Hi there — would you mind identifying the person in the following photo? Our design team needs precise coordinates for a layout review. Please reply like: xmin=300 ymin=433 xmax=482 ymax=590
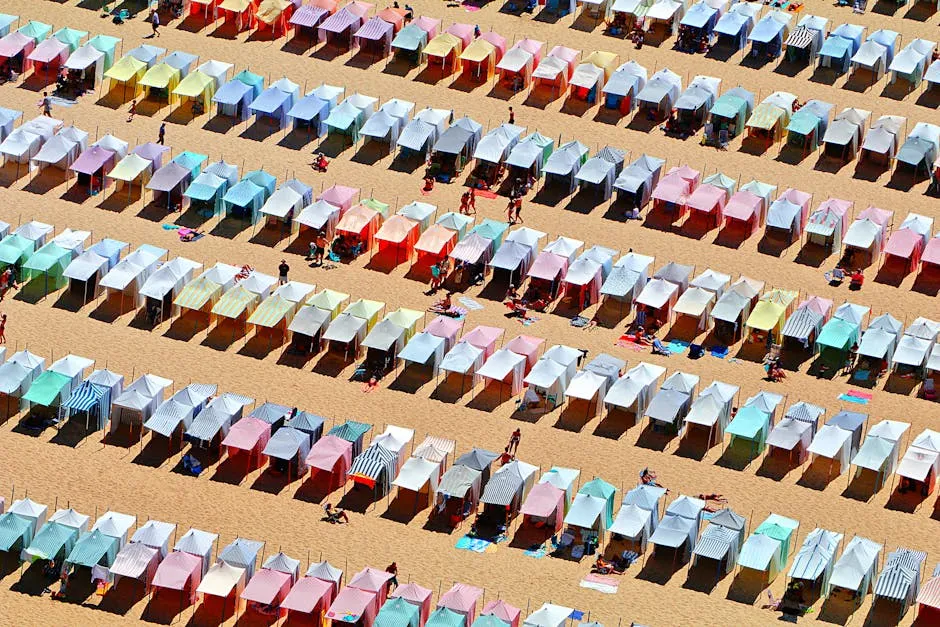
xmin=769 ymin=363 xmax=787 ymax=382
xmin=423 ymin=175 xmax=435 ymax=193
xmin=508 ymin=106 xmax=515 ymax=124
xmin=459 ymin=189 xmax=474 ymax=215
xmin=362 ymin=375 xmax=379 ymax=392
xmin=324 ymin=503 xmax=350 ymax=524
xmin=508 ymin=428 xmax=521 ymax=454
xmin=150 ymin=9 xmax=161 ymax=37
xmin=429 ymin=261 xmax=443 ymax=291
xmin=40 ymin=92 xmax=53 ymax=117
xmin=53 ymin=571 xmax=69 ymax=600
xmin=158 ymin=123 xmax=166 ymax=145
xmin=651 ymin=337 xmax=669 ymax=356
xmin=466 ymin=188 xmax=477 ymax=213
xmin=179 ymin=228 xmax=203 ymax=242
xmin=147 ymin=302 xmax=162 ymax=326
xmin=474 ymin=24 xmax=481 ymax=38
xmin=0 ymin=268 xmax=11 ymax=293
xmin=308 ymin=241 xmax=318 ymax=260
xmin=385 ymin=563 xmax=399 ymax=590
xmin=404 ymin=3 xmax=414 ymax=20
xmin=499 ymin=446 xmax=513 ymax=465
xmin=428 ymin=292 xmax=453 ymax=313
xmin=127 ymin=99 xmax=137 ymax=122
xmin=505 ymin=284 xmax=519 ymax=302
xmin=513 ymin=197 xmax=523 ymax=223
xmin=312 ymin=152 xmax=329 ymax=172
xmin=278 ymin=260 xmax=290 ymax=284
xmin=315 ymin=233 xmax=328 ymax=265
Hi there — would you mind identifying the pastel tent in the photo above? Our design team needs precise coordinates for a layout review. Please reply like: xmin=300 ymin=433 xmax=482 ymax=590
xmin=747 ymin=10 xmax=791 ymax=58
xmin=213 ymin=77 xmax=259 ymax=121
xmin=172 ymin=70 xmax=215 ymax=110
xmin=139 ymin=63 xmax=182 ymax=104
xmin=480 ymin=601 xmax=520 ymax=627
xmin=874 ymin=548 xmax=927 ymax=614
xmin=636 ymin=68 xmax=681 ymax=115
xmin=480 ymin=460 xmax=538 ymax=517
xmin=574 ymin=153 xmax=620 ymax=200
xmin=896 ymin=429 xmax=940 ymax=493
xmin=713 ymin=1 xmax=758 ymax=50
xmin=829 ymin=536 xmax=882 ymax=599
xmin=0 ymin=107 xmax=22 ymax=142
xmin=254 ymin=0 xmax=296 ymax=36
xmin=523 ymin=605 xmax=572 ymax=627
xmin=0 ymin=14 xmax=15 ymax=39
xmin=844 ymin=206 xmax=892 ymax=261
xmin=738 ymin=514 xmax=799 ymax=580
xmin=2 ymin=122 xmax=62 ymax=165
xmin=0 ymin=32 xmax=37 ymax=73
xmin=897 ymin=122 xmax=940 ymax=175
xmin=805 ymin=198 xmax=851 ymax=253
xmin=532 ymin=46 xmax=580 ymax=93
xmin=99 ymin=245 xmax=167 ymax=308
xmin=27 ymin=37 xmax=69 ymax=73
xmin=675 ymin=75 xmax=721 ymax=127
xmin=319 ymin=6 xmax=370 ymax=49
xmin=602 ymin=62 xmax=647 ymax=114
xmin=785 ymin=99 xmax=833 ymax=152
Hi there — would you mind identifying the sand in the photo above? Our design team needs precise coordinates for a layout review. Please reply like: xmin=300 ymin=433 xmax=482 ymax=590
xmin=0 ymin=0 xmax=938 ymax=625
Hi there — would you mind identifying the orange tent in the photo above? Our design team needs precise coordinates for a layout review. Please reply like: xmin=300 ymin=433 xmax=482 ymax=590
xmin=414 ymin=224 xmax=458 ymax=262
xmin=375 ymin=215 xmax=420 ymax=263
xmin=376 ymin=7 xmax=406 ymax=33
xmin=335 ymin=204 xmax=382 ymax=250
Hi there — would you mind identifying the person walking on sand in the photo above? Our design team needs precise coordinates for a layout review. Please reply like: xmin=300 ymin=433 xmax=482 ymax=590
xmin=508 ymin=106 xmax=515 ymax=125
xmin=127 ymin=99 xmax=137 ymax=122
xmin=508 ymin=428 xmax=521 ymax=454
xmin=158 ymin=123 xmax=166 ymax=145
xmin=385 ymin=563 xmax=399 ymax=590
xmin=278 ymin=259 xmax=290 ymax=285
xmin=40 ymin=92 xmax=53 ymax=117
xmin=0 ymin=314 xmax=6 ymax=344
xmin=149 ymin=9 xmax=161 ymax=37
xmin=315 ymin=233 xmax=328 ymax=266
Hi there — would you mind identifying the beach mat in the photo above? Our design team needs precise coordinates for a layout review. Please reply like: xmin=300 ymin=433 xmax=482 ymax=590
xmin=579 ymin=574 xmax=618 ymax=594
xmin=838 ymin=394 xmax=868 ymax=405
xmin=455 ymin=536 xmax=491 ymax=553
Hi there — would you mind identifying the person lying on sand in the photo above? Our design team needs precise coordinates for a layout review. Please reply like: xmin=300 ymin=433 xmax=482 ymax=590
xmin=324 ymin=503 xmax=349 ymax=524
xmin=428 ymin=292 xmax=453 ymax=313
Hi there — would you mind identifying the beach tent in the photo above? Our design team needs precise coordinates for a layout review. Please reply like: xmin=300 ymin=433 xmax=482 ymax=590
xmin=423 ymin=33 xmax=463 ymax=76
xmin=917 ymin=565 xmax=940 ymax=623
xmin=788 ymin=528 xmax=843 ymax=596
xmin=497 ymin=39 xmax=543 ymax=90
xmin=675 ymin=75 xmax=720 ymax=129
xmin=543 ymin=141 xmax=590 ymax=194
xmin=603 ymin=363 xmax=665 ymax=417
xmin=819 ymin=23 xmax=863 ymax=74
xmin=392 ymin=23 xmax=429 ymax=62
xmin=829 ymin=536 xmax=882 ymax=601
xmin=786 ymin=99 xmax=832 ymax=152
xmin=602 ymin=61 xmax=646 ymax=114
xmin=139 ymin=62 xmax=181 ymax=105
xmin=27 ymin=37 xmax=69 ymax=76
xmin=747 ymin=10 xmax=791 ymax=59
xmin=213 ymin=74 xmax=262 ymax=122
xmin=852 ymin=420 xmax=910 ymax=491
xmin=575 ymin=147 xmax=625 ymax=200
xmin=896 ymin=429 xmax=940 ymax=496
xmin=783 ymin=15 xmax=826 ymax=64
xmin=437 ymin=584 xmax=483 ymax=627
xmin=896 ymin=123 xmax=940 ymax=176
xmin=738 ymin=514 xmax=799 ymax=581
xmin=613 ymin=154 xmax=664 ymax=210
xmin=0 ymin=32 xmax=37 ymax=74
xmin=532 ymin=46 xmax=579 ymax=95
xmin=99 ymin=245 xmax=167 ymax=309
xmin=130 ymin=520 xmax=176 ymax=559
xmin=0 ymin=107 xmax=22 ymax=143
xmin=249 ymin=77 xmax=300 ymax=131
xmin=290 ymin=0 xmax=338 ymax=42
xmin=636 ymin=68 xmax=681 ymax=118
xmin=152 ymin=550 xmax=203 ymax=605
xmin=805 ymin=198 xmax=851 ymax=253
xmin=713 ymin=1 xmax=758 ymax=51
xmin=682 ymin=381 xmax=739 ymax=446
xmin=808 ymin=411 xmax=866 ymax=475
xmin=0 ymin=14 xmax=16 ymax=39
xmin=889 ymin=39 xmax=936 ymax=87
xmin=874 ymin=548 xmax=927 ymax=617
xmin=844 ymin=206 xmax=892 ymax=265
xmin=139 ymin=257 xmax=202 ymax=317
xmin=746 ymin=92 xmax=796 ymax=144
xmin=648 ymin=496 xmax=705 ymax=560
xmin=822 ymin=108 xmax=870 ymax=161
xmin=481 ymin=460 xmax=538 ymax=522
xmin=708 ymin=87 xmax=753 ymax=139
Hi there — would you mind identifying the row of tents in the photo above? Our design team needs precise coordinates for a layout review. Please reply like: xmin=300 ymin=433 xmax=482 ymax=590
xmin=0 ymin=492 xmax=612 ymax=625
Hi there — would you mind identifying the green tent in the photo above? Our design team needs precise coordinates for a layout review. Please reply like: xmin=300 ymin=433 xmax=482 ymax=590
xmin=376 ymin=597 xmax=421 ymax=627
xmin=726 ymin=405 xmax=771 ymax=457
xmin=22 ymin=521 xmax=79 ymax=562
xmin=53 ymin=27 xmax=88 ymax=53
xmin=472 ymin=616 xmax=510 ymax=627
xmin=328 ymin=420 xmax=372 ymax=443
xmin=88 ymin=34 xmax=121 ymax=71
xmin=578 ymin=478 xmax=617 ymax=528
xmin=0 ymin=234 xmax=34 ymax=267
xmin=0 ymin=513 xmax=34 ymax=552
xmin=754 ymin=517 xmax=798 ymax=562
xmin=18 ymin=21 xmax=52 ymax=43
xmin=815 ymin=318 xmax=859 ymax=354
xmin=710 ymin=94 xmax=748 ymax=137
xmin=470 ymin=219 xmax=509 ymax=247
xmin=786 ymin=109 xmax=824 ymax=151
xmin=426 ymin=609 xmax=466 ymax=627
xmin=22 ymin=371 xmax=72 ymax=407
xmin=22 ymin=243 xmax=71 ymax=292
xmin=65 ymin=529 xmax=119 ymax=568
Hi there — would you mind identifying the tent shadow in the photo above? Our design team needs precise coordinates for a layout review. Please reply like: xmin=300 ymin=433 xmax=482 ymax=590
xmin=509 ymin=523 xmax=553 ymax=550
xmin=98 ymin=185 xmax=143 ymax=212
xmin=772 ymin=59 xmax=806 ymax=79
xmin=237 ymin=331 xmax=286 ymax=359
xmin=793 ymin=243 xmax=830 ymax=268
xmin=467 ymin=381 xmax=514 ymax=412
xmin=97 ymin=577 xmax=148 ymax=616
xmin=775 ymin=144 xmax=814 ymax=166
xmin=312 ymin=351 xmax=352 ymax=378
xmin=755 ymin=453 xmax=798 ymax=482
xmin=52 ymin=290 xmax=88 ymax=314
xmin=853 ymin=158 xmax=889 ymax=182
xmin=808 ymin=67 xmax=838 ymax=86
xmin=336 ymin=484 xmax=379 ymax=513
xmin=714 ymin=445 xmax=757 ymax=472
xmin=904 ymin=1 xmax=936 ymax=20
xmin=449 ymin=74 xmax=488 ymax=94
xmin=316 ymin=134 xmax=353 ymax=159
xmin=738 ymin=136 xmax=771 ymax=156
xmin=682 ymin=560 xmax=727 ymax=594
xmin=553 ymin=400 xmax=596 ymax=432
xmin=874 ymin=259 xmax=909 ymax=287
xmin=202 ymin=114 xmax=238 ymax=134
xmin=883 ymin=372 xmax=919 ymax=396
xmin=0 ymin=163 xmax=28 ymax=187
xmin=13 ymin=280 xmax=61 ymax=305
xmin=592 ymin=408 xmax=635 ymax=440
xmin=201 ymin=318 xmax=248 ymax=351
xmin=636 ymin=549 xmax=685 ymax=585
xmin=814 ymin=154 xmax=851 ymax=174
xmin=142 ymin=589 xmax=191 ymax=625
xmin=239 ymin=118 xmax=281 ymax=142
xmin=293 ymin=476 xmax=337 ymax=504
xmin=189 ymin=595 xmax=237 ymax=626
xmin=136 ymin=200 xmax=176 ymax=223
xmin=532 ymin=183 xmax=570 ymax=208
xmin=132 ymin=435 xmax=179 ymax=468
xmin=388 ymin=365 xmax=433 ymax=394
xmin=916 ymin=89 xmax=940 ymax=109
xmin=210 ymin=455 xmax=253 ymax=486
xmin=210 ymin=217 xmax=251 ymax=239
xmin=163 ymin=105 xmax=202 ymax=127
xmin=911 ymin=270 xmax=940 ymax=297
xmin=634 ymin=423 xmax=675 ymax=452
xmin=312 ymin=44 xmax=350 ymax=62
xmin=816 ymin=593 xmax=859 ymax=626
xmin=22 ymin=169 xmax=67 ymax=196
xmin=885 ymin=487 xmax=927 ymax=514
xmin=279 ymin=128 xmax=318 ymax=151
xmin=674 ymin=430 xmax=712 ymax=461
xmin=841 ymin=472 xmax=879 ymax=502
xmin=275 ymin=346 xmax=318 ymax=369
xmin=352 ymin=141 xmax=391 ymax=166
xmin=381 ymin=58 xmax=416 ymax=78
xmin=59 ymin=182 xmax=94 ymax=205
xmin=725 ymin=569 xmax=766 ymax=605
xmin=381 ymin=490 xmax=429 ymax=524
xmin=756 ymin=233 xmax=791 ymax=258
xmin=563 ymin=188 xmax=605 ymax=214
xmin=9 ymin=561 xmax=55 ymax=596
xmin=712 ymin=225 xmax=748 ymax=250
xmin=249 ymin=223 xmax=291 ymax=248
xmin=250 ymin=466 xmax=293 ymax=495
xmin=48 ymin=420 xmax=95 ymax=448
xmin=865 ymin=598 xmax=906 ymax=627
xmin=164 ymin=312 xmax=210 ymax=342
xmin=842 ymin=69 xmax=880 ymax=94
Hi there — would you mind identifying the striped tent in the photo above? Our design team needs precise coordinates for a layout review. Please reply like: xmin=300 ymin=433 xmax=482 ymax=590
xmin=23 ymin=521 xmax=79 ymax=562
xmin=0 ymin=513 xmax=34 ymax=551
xmin=875 ymin=548 xmax=926 ymax=612
xmin=62 ymin=381 xmax=109 ymax=430
xmin=173 ymin=276 xmax=224 ymax=312
xmin=349 ymin=444 xmax=397 ymax=492
xmin=211 ymin=286 xmax=261 ymax=319
xmin=692 ymin=524 xmax=740 ymax=573
xmin=247 ymin=294 xmax=295 ymax=328
xmin=66 ymin=529 xmax=119 ymax=569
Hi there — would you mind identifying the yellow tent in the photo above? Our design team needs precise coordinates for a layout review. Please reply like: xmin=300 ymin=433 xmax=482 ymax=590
xmin=104 ymin=56 xmax=147 ymax=96
xmin=460 ymin=39 xmax=496 ymax=81
xmin=583 ymin=51 xmax=618 ymax=80
xmin=424 ymin=33 xmax=462 ymax=74
xmin=173 ymin=70 xmax=216 ymax=109
xmin=108 ymin=154 xmax=152 ymax=183
xmin=306 ymin=289 xmax=350 ymax=319
xmin=220 ymin=0 xmax=253 ymax=11
xmin=256 ymin=0 xmax=292 ymax=24
xmin=139 ymin=62 xmax=182 ymax=104
xmin=343 ymin=299 xmax=385 ymax=331
xmin=384 ymin=308 xmax=424 ymax=340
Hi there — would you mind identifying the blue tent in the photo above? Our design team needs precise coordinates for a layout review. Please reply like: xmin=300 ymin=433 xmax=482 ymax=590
xmin=213 ymin=79 xmax=254 ymax=121
xmin=748 ymin=13 xmax=790 ymax=59
xmin=287 ymin=94 xmax=330 ymax=135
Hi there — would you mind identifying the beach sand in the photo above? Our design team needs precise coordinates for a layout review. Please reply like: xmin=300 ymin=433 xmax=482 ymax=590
xmin=0 ymin=0 xmax=937 ymax=625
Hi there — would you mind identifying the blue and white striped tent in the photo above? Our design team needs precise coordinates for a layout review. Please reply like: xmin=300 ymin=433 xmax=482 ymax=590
xmin=62 ymin=381 xmax=110 ymax=431
xmin=349 ymin=443 xmax=397 ymax=494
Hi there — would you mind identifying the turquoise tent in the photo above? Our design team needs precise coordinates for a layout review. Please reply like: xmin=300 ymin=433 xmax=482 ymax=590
xmin=0 ymin=513 xmax=34 ymax=552
xmin=578 ymin=478 xmax=617 ymax=528
xmin=88 ymin=34 xmax=121 ymax=71
xmin=0 ymin=234 xmax=34 ymax=268
xmin=184 ymin=172 xmax=228 ymax=216
xmin=815 ymin=318 xmax=859 ymax=354
xmin=22 ymin=243 xmax=72 ymax=294
xmin=426 ymin=608 xmax=466 ymax=627
xmin=726 ymin=405 xmax=771 ymax=458
xmin=22 ymin=370 xmax=72 ymax=407
xmin=22 ymin=521 xmax=79 ymax=562
xmin=469 ymin=219 xmax=509 ymax=247
xmin=376 ymin=597 xmax=421 ymax=627
xmin=65 ymin=529 xmax=119 ymax=569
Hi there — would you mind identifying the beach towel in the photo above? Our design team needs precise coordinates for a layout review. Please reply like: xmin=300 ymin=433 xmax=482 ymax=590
xmin=459 ymin=297 xmax=484 ymax=311
xmin=570 ymin=316 xmax=590 ymax=328
xmin=579 ymin=574 xmax=619 ymax=594
xmin=456 ymin=536 xmax=492 ymax=552
xmin=709 ymin=345 xmax=729 ymax=358
xmin=524 ymin=544 xmax=548 ymax=558
xmin=667 ymin=340 xmax=689 ymax=354
xmin=475 ymin=189 xmax=499 ymax=199
xmin=837 ymin=394 xmax=868 ymax=405
xmin=846 ymin=389 xmax=873 ymax=400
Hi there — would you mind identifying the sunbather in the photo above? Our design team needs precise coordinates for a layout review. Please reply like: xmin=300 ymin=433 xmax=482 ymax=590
xmin=428 ymin=292 xmax=453 ymax=313
xmin=324 ymin=503 xmax=349 ymax=524
xmin=651 ymin=338 xmax=670 ymax=356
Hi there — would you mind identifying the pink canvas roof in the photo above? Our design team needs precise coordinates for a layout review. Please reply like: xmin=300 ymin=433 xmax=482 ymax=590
xmin=413 ymin=16 xmax=440 ymax=37
xmin=446 ymin=23 xmax=475 ymax=47
xmin=345 ymin=1 xmax=374 ymax=17
xmin=686 ymin=184 xmax=726 ymax=213
xmin=349 ymin=567 xmax=394 ymax=592
xmin=520 ymin=482 xmax=564 ymax=529
xmin=282 ymin=576 xmax=334 ymax=614
xmin=462 ymin=325 xmax=504 ymax=357
xmin=652 ymin=174 xmax=692 ymax=204
xmin=482 ymin=600 xmax=521 ymax=627
xmin=514 ymin=39 xmax=544 ymax=63
xmin=480 ymin=32 xmax=506 ymax=57
xmin=306 ymin=434 xmax=353 ymax=473
xmin=858 ymin=205 xmax=892 ymax=227
xmin=548 ymin=45 xmax=579 ymax=65
xmin=722 ymin=191 xmax=762 ymax=222
xmin=221 ymin=417 xmax=271 ymax=452
xmin=319 ymin=185 xmax=359 ymax=212
xmin=667 ymin=165 xmax=701 ymax=187
xmin=241 ymin=568 xmax=292 ymax=605
xmin=884 ymin=228 xmax=921 ymax=259
xmin=153 ymin=551 xmax=202 ymax=591
xmin=923 ymin=237 xmax=940 ymax=266
xmin=798 ymin=296 xmax=832 ymax=317
xmin=528 ymin=252 xmax=568 ymax=281
xmin=70 ymin=146 xmax=115 ymax=175
xmin=27 ymin=38 xmax=68 ymax=64
xmin=327 ymin=587 xmax=377 ymax=622
xmin=392 ymin=582 xmax=432 ymax=604
xmin=778 ymin=188 xmax=812 ymax=211
xmin=438 ymin=583 xmax=483 ymax=614
xmin=426 ymin=316 xmax=463 ymax=342
xmin=816 ymin=198 xmax=852 ymax=217
xmin=0 ymin=33 xmax=33 ymax=58
xmin=506 ymin=335 xmax=544 ymax=367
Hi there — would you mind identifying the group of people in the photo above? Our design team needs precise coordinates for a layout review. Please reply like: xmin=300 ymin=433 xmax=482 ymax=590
xmin=763 ymin=348 xmax=787 ymax=382
xmin=429 ymin=258 xmax=452 ymax=292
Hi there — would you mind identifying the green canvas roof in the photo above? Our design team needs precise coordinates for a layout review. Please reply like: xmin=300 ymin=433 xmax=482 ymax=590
xmin=23 ymin=521 xmax=79 ymax=561
xmin=247 ymin=294 xmax=294 ymax=328
xmin=473 ymin=616 xmax=510 ymax=627
xmin=328 ymin=420 xmax=372 ymax=442
xmin=786 ymin=109 xmax=822 ymax=136
xmin=815 ymin=318 xmax=859 ymax=352
xmin=726 ymin=405 xmax=770 ymax=441
xmin=22 ymin=243 xmax=70 ymax=277
xmin=376 ymin=597 xmax=421 ymax=627
xmin=53 ymin=27 xmax=87 ymax=52
xmin=66 ymin=529 xmax=119 ymax=568
xmin=235 ymin=69 xmax=264 ymax=87
xmin=0 ymin=234 xmax=34 ymax=266
xmin=426 ymin=608 xmax=466 ymax=627
xmin=710 ymin=94 xmax=747 ymax=119
xmin=22 ymin=371 xmax=72 ymax=407
xmin=0 ymin=513 xmax=33 ymax=551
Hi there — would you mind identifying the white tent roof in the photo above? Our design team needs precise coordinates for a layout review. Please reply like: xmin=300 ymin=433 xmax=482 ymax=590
xmin=635 ymin=278 xmax=677 ymax=309
xmin=524 ymin=604 xmax=573 ymax=627
xmin=477 ymin=349 xmax=526 ymax=380
xmin=392 ymin=457 xmax=440 ymax=491
xmin=565 ymin=370 xmax=606 ymax=401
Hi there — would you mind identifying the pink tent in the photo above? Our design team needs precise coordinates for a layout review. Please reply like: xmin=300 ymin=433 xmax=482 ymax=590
xmin=798 ymin=295 xmax=832 ymax=319
xmin=685 ymin=184 xmax=726 ymax=227
xmin=413 ymin=17 xmax=440 ymax=38
xmin=922 ymin=236 xmax=940 ymax=269
xmin=858 ymin=205 xmax=892 ymax=229
xmin=319 ymin=185 xmax=359 ymax=213
xmin=668 ymin=165 xmax=701 ymax=188
xmin=516 ymin=39 xmax=543 ymax=64
xmin=777 ymin=188 xmax=811 ymax=231
xmin=153 ymin=552 xmax=203 ymax=605
xmin=27 ymin=38 xmax=69 ymax=72
xmin=546 ymin=45 xmax=579 ymax=78
xmin=283 ymin=576 xmax=334 ymax=619
xmin=415 ymin=225 xmax=458 ymax=261
xmin=391 ymin=582 xmax=433 ymax=625
xmin=480 ymin=31 xmax=507 ymax=60
xmin=449 ymin=233 xmax=493 ymax=265
xmin=506 ymin=335 xmax=544 ymax=371
xmin=722 ymin=191 xmax=764 ymax=235
xmin=520 ymin=482 xmax=564 ymax=530
xmin=481 ymin=600 xmax=521 ymax=627
xmin=349 ymin=567 xmax=394 ymax=606
xmin=527 ymin=252 xmax=568 ymax=285
xmin=652 ymin=174 xmax=693 ymax=211
xmin=306 ymin=434 xmax=353 ymax=484
xmin=446 ymin=24 xmax=475 ymax=48
xmin=0 ymin=33 xmax=37 ymax=73
xmin=222 ymin=417 xmax=271 ymax=468
xmin=426 ymin=316 xmax=463 ymax=352
xmin=884 ymin=228 xmax=924 ymax=272
xmin=327 ymin=587 xmax=379 ymax=627
xmin=437 ymin=583 xmax=483 ymax=626
xmin=462 ymin=325 xmax=504 ymax=358
xmin=242 ymin=568 xmax=293 ymax=609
